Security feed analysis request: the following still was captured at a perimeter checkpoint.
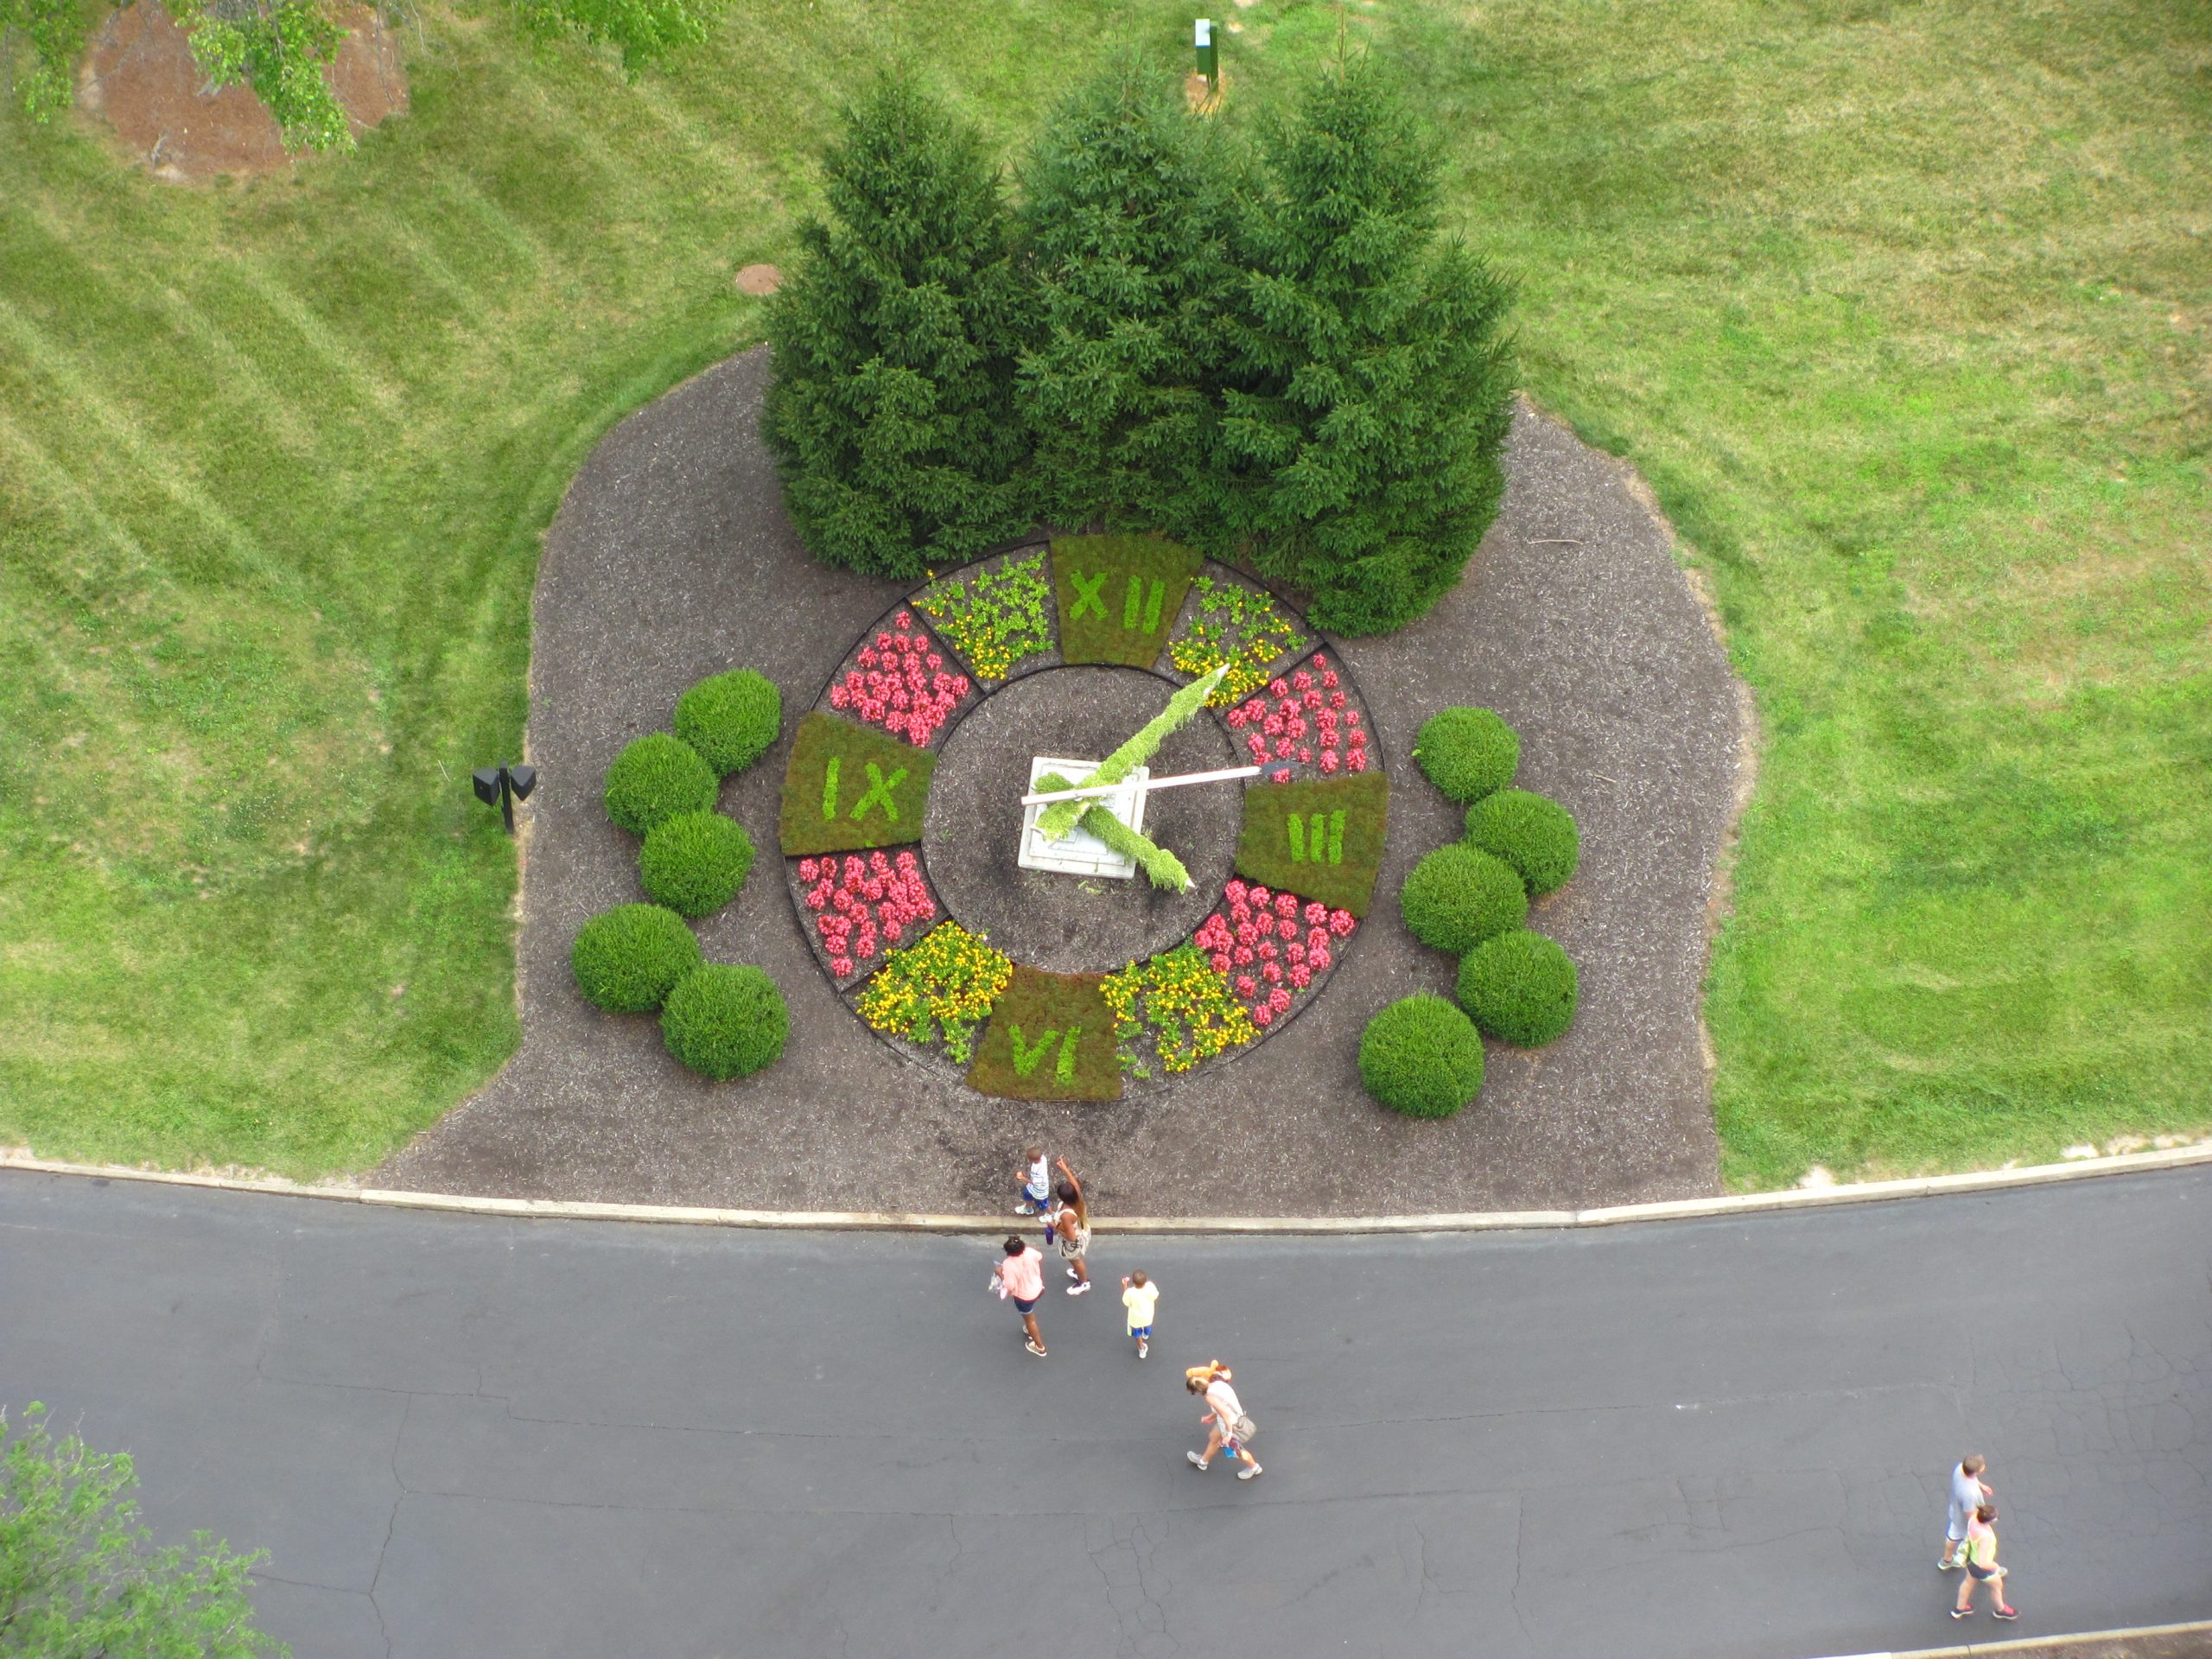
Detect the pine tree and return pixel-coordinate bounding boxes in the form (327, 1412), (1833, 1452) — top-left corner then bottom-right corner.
(1015, 57), (1239, 543)
(764, 76), (1034, 579)
(1219, 60), (1515, 634)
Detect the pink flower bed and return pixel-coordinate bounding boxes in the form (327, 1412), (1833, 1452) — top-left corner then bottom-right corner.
(797, 850), (938, 979)
(825, 610), (972, 746)
(1189, 880), (1358, 1028)
(1222, 652), (1370, 783)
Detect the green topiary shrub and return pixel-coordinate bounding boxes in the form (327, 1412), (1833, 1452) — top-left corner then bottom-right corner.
(604, 733), (717, 835)
(674, 670), (783, 777)
(662, 963), (789, 1079)
(639, 811), (756, 918)
(1465, 788), (1580, 896)
(1458, 929), (1579, 1046)
(571, 904), (703, 1014)
(1400, 843), (1528, 954)
(1358, 994), (1485, 1117)
(1412, 707), (1519, 804)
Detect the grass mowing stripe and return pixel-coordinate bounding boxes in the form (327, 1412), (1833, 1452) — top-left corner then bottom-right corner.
(0, 298), (306, 601)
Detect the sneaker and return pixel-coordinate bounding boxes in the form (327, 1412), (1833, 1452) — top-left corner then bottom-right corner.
(1237, 1464), (1263, 1480)
(1993, 1607), (2019, 1621)
(1137, 1338), (1148, 1359)
(1024, 1340), (1047, 1357)
(1939, 1557), (1960, 1571)
(1015, 1203), (1035, 1215)
(1950, 1608), (1973, 1620)
(1066, 1281), (1090, 1296)
(1066, 1266), (1080, 1279)
(1185, 1452), (1209, 1471)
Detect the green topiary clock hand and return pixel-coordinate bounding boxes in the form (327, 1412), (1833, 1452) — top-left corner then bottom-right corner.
(1034, 663), (1229, 843)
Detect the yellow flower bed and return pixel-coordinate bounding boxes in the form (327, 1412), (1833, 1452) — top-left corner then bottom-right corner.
(856, 921), (1013, 1065)
(1103, 944), (1257, 1075)
(1168, 575), (1308, 705)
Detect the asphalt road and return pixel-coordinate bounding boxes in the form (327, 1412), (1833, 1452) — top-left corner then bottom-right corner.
(2, 1169), (2206, 1659)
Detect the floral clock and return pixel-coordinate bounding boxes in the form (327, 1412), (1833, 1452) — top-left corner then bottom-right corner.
(777, 536), (1389, 1101)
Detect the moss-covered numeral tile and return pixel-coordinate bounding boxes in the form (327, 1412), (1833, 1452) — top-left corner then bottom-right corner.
(779, 712), (937, 855)
(1234, 772), (1389, 917)
(1051, 534), (1201, 668)
(967, 966), (1121, 1102)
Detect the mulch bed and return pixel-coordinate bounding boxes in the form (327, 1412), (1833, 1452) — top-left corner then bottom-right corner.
(373, 348), (1745, 1216)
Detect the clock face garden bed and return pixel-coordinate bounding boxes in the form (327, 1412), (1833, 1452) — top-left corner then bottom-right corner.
(373, 349), (1745, 1217)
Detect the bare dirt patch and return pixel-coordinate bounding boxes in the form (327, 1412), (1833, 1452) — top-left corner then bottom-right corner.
(78, 0), (406, 182)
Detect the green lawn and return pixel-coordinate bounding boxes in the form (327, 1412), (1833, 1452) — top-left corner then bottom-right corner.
(1, 0), (2203, 1184)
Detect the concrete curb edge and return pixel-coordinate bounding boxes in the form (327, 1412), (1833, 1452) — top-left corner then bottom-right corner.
(3, 1141), (2209, 1234)
(1809, 1614), (2212, 1658)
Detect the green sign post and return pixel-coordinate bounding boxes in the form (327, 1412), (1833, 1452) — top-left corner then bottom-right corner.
(1195, 17), (1217, 90)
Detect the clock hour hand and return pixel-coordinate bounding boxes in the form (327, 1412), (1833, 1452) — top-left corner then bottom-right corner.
(1035, 662), (1229, 842)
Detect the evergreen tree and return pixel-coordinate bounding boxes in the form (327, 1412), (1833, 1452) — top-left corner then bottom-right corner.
(764, 76), (1033, 578)
(1015, 57), (1238, 542)
(1219, 60), (1515, 634)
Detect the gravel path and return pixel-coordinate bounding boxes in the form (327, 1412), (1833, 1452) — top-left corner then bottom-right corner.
(376, 349), (1745, 1214)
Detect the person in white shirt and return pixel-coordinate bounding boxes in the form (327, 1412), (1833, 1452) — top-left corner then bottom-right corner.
(1185, 1360), (1262, 1480)
(1940, 1454), (1993, 1570)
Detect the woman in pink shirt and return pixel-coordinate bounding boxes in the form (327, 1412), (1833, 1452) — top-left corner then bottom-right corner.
(993, 1236), (1047, 1357)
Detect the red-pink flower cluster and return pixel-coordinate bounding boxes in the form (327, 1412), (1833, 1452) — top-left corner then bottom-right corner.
(1190, 880), (1358, 1027)
(1223, 653), (1369, 779)
(797, 850), (936, 977)
(825, 611), (970, 745)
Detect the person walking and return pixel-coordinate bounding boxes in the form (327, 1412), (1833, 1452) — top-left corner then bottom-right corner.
(1048, 1158), (1092, 1295)
(1940, 1454), (1993, 1570)
(1015, 1147), (1052, 1216)
(1120, 1271), (1159, 1359)
(1185, 1360), (1262, 1480)
(1950, 1503), (2018, 1621)
(992, 1236), (1047, 1357)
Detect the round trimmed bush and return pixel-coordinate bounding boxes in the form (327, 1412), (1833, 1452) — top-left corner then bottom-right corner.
(1400, 843), (1529, 954)
(571, 904), (703, 1014)
(675, 670), (782, 777)
(661, 963), (788, 1079)
(1413, 707), (1519, 804)
(639, 810), (755, 918)
(1465, 789), (1580, 896)
(604, 733), (717, 835)
(1358, 995), (1485, 1117)
(1458, 930), (1579, 1046)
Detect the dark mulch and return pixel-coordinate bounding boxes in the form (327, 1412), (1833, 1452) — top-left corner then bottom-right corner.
(374, 349), (1744, 1215)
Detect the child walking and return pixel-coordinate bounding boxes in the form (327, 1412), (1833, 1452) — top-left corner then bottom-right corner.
(1015, 1147), (1051, 1216)
(1120, 1271), (1159, 1358)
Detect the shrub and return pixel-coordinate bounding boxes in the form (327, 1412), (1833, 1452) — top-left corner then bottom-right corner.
(1465, 788), (1580, 895)
(639, 811), (755, 918)
(1458, 930), (1579, 1046)
(661, 963), (789, 1079)
(1412, 707), (1518, 804)
(762, 75), (1033, 577)
(674, 670), (783, 777)
(604, 733), (716, 835)
(571, 904), (702, 1013)
(1221, 62), (1515, 635)
(1400, 843), (1527, 954)
(1358, 994), (1484, 1117)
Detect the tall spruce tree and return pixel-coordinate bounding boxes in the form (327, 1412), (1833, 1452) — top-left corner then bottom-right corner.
(764, 76), (1033, 578)
(1015, 57), (1238, 542)
(1219, 60), (1515, 633)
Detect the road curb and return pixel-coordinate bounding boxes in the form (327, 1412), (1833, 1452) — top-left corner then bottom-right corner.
(3, 1141), (2208, 1233)
(1810, 1615), (2212, 1657)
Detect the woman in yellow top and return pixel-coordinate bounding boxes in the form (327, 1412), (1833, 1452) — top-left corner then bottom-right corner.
(1950, 1503), (2018, 1621)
